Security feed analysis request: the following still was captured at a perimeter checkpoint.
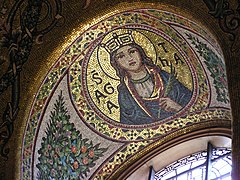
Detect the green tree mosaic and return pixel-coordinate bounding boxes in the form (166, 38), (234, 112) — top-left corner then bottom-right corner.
(37, 91), (108, 179)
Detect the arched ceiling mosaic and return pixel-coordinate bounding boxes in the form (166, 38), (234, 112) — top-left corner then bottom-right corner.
(1, 0), (240, 179)
(20, 4), (231, 179)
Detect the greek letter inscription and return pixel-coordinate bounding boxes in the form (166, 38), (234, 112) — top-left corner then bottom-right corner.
(91, 70), (119, 114)
(157, 42), (184, 68)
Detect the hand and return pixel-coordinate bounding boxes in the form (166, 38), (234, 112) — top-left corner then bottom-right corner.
(159, 97), (182, 112)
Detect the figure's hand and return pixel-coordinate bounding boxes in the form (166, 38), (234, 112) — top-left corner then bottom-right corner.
(159, 97), (182, 112)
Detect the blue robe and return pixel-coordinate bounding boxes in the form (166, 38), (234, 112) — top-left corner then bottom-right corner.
(118, 67), (192, 125)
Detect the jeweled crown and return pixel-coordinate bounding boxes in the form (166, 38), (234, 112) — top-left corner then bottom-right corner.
(101, 30), (135, 53)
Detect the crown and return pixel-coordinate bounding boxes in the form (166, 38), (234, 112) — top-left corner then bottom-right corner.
(101, 30), (135, 53)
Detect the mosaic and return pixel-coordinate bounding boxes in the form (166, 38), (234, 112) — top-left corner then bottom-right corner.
(37, 91), (108, 179)
(21, 7), (231, 179)
(82, 28), (193, 125)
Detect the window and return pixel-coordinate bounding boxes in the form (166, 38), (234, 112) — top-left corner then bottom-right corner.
(154, 147), (231, 180)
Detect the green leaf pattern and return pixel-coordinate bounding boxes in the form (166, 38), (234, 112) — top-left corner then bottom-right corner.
(186, 33), (229, 104)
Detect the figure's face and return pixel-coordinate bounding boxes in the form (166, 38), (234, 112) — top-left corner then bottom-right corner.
(114, 45), (143, 72)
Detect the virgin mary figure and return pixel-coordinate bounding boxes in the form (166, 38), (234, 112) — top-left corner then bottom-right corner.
(101, 30), (192, 125)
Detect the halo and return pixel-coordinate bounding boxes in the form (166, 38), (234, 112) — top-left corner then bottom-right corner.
(97, 28), (157, 80)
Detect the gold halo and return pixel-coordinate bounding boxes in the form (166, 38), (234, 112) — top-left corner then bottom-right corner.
(97, 28), (157, 80)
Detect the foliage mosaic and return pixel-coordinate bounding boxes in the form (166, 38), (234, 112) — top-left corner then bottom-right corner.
(186, 33), (229, 104)
(37, 92), (108, 179)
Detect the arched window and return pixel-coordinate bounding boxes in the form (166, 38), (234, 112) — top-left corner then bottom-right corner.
(154, 147), (231, 180)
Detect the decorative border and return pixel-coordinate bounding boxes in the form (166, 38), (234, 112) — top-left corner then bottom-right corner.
(110, 123), (231, 179)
